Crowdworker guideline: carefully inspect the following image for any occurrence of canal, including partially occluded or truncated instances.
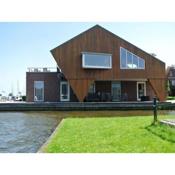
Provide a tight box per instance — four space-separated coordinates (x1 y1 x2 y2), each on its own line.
0 112 63 153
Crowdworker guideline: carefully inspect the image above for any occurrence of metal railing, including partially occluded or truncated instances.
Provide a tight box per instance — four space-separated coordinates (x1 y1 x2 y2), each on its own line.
27 67 58 72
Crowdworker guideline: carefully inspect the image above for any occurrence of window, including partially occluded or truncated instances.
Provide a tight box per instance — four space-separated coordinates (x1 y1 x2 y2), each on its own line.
127 51 133 68
60 81 70 101
138 57 145 69
172 80 175 86
34 81 44 101
120 47 145 69
88 82 95 94
133 55 139 68
82 52 112 69
120 48 127 68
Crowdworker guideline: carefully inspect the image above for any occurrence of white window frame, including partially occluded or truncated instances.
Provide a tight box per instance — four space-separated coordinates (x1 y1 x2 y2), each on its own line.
60 81 70 102
120 47 145 70
34 81 44 102
82 52 112 69
136 81 146 101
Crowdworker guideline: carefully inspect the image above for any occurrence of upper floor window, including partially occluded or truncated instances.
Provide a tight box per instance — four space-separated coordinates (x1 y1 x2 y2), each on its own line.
120 47 145 69
82 52 112 69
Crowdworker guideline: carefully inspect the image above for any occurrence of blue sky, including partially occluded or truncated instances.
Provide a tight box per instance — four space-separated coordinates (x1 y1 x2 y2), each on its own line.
0 22 174 95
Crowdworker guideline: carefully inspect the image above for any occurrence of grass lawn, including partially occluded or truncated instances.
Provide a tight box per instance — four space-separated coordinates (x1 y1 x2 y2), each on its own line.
41 115 175 153
167 96 175 100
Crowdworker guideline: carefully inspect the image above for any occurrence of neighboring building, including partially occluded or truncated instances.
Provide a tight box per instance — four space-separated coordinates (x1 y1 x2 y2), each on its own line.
167 66 175 96
26 25 166 102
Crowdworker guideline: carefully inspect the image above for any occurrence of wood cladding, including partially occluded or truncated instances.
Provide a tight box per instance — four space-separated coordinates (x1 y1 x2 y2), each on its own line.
51 25 166 102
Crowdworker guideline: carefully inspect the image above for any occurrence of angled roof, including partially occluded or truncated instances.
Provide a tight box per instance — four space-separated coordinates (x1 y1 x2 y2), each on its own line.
51 24 165 64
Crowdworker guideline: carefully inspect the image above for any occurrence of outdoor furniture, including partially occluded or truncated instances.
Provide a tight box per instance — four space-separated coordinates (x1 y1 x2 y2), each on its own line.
141 96 150 101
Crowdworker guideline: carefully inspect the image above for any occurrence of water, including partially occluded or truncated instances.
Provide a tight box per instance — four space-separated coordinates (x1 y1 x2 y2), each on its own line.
0 112 63 153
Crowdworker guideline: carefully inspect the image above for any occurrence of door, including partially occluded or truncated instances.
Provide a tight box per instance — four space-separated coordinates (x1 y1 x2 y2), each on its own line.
34 81 44 102
137 82 146 101
60 81 70 101
112 81 121 101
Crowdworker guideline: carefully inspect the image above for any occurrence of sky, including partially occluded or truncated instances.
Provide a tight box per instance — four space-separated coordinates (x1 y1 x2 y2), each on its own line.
0 22 174 96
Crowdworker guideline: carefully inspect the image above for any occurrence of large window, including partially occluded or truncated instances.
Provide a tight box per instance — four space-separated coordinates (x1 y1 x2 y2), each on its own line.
82 52 112 69
120 47 145 69
34 81 44 101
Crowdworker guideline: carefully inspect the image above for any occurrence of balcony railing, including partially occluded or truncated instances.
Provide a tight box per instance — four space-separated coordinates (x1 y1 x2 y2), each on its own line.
27 67 58 72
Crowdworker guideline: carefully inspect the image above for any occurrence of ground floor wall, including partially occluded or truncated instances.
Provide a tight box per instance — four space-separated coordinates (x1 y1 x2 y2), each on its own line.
121 81 137 101
26 72 160 102
26 72 78 102
89 80 156 102
26 72 60 102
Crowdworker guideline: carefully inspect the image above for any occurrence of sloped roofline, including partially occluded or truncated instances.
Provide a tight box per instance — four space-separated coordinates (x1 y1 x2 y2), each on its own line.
50 24 165 65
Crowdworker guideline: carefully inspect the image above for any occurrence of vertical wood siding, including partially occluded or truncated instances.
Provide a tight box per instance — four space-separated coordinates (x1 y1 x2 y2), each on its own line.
51 25 166 102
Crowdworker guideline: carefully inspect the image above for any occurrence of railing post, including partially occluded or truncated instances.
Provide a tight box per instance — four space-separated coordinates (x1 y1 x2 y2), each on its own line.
153 97 157 124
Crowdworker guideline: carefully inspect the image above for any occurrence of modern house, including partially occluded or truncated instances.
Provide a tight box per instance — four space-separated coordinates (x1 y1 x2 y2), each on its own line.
26 25 166 102
167 66 175 96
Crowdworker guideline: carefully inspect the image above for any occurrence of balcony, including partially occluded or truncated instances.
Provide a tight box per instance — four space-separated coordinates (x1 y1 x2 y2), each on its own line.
27 67 58 73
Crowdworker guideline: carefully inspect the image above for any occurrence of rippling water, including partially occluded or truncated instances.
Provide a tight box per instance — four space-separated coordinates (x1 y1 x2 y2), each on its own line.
0 112 63 153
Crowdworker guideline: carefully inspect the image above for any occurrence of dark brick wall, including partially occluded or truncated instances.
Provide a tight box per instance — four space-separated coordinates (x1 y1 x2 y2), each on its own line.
26 72 78 102
26 72 60 102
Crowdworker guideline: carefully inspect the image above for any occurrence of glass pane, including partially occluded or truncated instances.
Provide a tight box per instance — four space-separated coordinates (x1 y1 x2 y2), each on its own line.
133 55 138 68
35 89 43 101
127 51 133 68
62 84 68 95
138 57 145 69
172 80 175 86
34 81 44 101
112 82 121 101
34 81 44 89
83 53 111 68
88 83 95 93
138 83 145 98
120 47 145 70
120 48 127 68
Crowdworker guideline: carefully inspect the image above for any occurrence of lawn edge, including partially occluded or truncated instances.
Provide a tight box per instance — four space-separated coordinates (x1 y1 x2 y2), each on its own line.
37 119 65 153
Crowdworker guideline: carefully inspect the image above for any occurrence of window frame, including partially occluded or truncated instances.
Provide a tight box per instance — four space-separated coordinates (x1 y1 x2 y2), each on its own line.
82 52 112 69
34 81 44 102
120 47 145 70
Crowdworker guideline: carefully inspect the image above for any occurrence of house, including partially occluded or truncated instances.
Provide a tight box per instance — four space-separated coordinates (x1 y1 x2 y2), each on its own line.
26 25 166 102
167 66 175 96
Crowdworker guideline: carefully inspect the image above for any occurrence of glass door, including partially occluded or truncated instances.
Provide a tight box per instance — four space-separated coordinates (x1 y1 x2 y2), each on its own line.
34 81 44 102
60 81 70 101
137 82 146 101
112 81 121 101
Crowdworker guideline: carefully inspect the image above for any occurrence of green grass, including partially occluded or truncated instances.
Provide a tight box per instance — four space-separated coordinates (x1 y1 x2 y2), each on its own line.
167 96 175 100
42 115 175 153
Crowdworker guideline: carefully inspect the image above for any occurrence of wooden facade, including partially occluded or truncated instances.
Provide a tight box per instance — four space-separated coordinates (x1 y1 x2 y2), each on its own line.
51 25 166 102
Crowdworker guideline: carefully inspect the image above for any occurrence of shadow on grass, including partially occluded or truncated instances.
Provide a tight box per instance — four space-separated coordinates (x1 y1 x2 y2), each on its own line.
145 123 175 143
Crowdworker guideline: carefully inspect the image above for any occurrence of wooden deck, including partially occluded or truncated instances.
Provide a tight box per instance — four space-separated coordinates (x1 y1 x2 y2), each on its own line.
0 101 173 111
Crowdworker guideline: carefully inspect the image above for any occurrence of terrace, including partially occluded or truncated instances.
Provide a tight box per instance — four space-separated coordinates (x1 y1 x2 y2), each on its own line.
27 67 58 73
